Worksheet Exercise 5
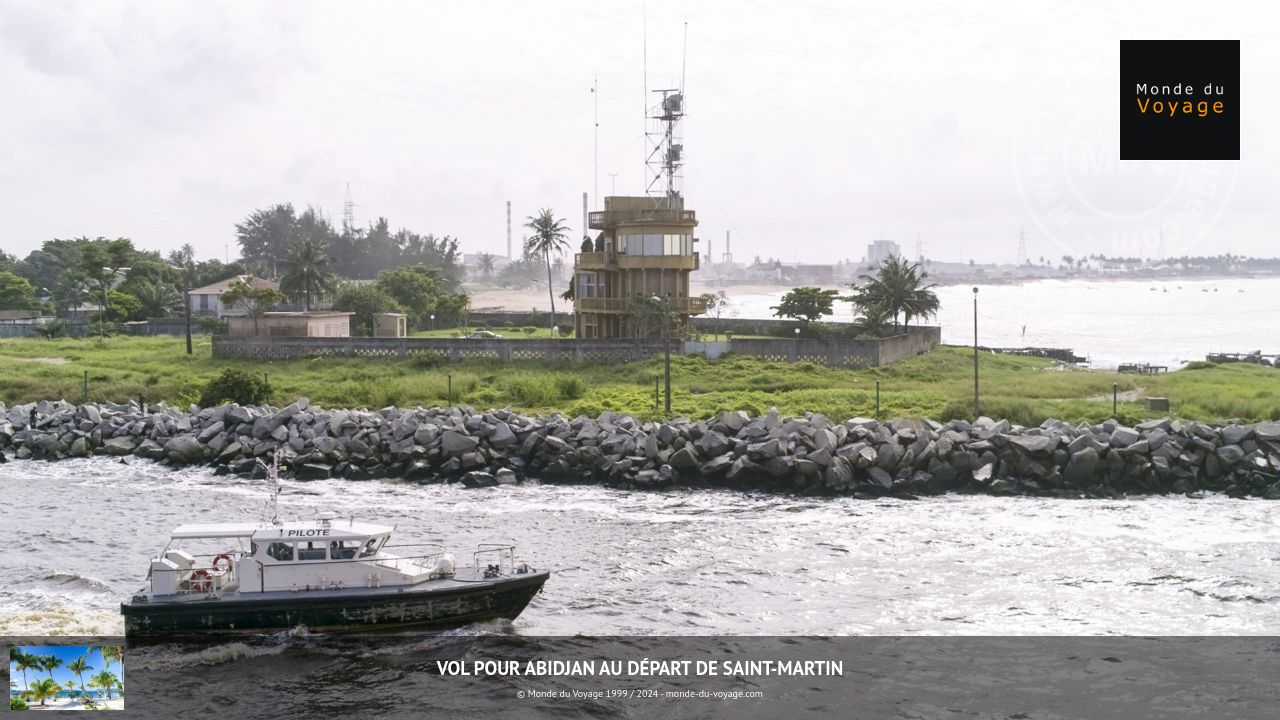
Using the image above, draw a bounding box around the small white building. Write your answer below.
[189,275,278,317]
[227,311,353,338]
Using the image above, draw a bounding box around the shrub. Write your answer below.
[522,326,538,335]
[11,697,29,710]
[194,315,228,334]
[199,368,272,407]
[555,375,587,400]
[31,320,66,339]
[85,320,119,337]
[1183,360,1216,370]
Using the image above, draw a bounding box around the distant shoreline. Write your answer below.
[467,273,1280,312]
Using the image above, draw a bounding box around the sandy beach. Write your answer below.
[25,697,124,711]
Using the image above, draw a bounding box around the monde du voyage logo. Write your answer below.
[1120,40,1239,160]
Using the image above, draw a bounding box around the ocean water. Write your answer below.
[3,458,1280,638]
[725,276,1280,368]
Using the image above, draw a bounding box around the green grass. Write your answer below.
[0,336,1277,425]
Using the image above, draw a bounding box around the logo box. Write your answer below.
[1120,40,1239,160]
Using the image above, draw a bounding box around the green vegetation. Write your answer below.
[200,368,273,408]
[1,337,1278,425]
[25,678,60,707]
[771,286,839,325]
[847,256,940,331]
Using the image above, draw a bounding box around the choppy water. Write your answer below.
[728,276,1280,368]
[3,458,1280,637]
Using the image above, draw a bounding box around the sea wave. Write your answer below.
[40,571,114,592]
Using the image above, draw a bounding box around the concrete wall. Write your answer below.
[213,336,674,363]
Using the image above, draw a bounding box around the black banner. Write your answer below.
[6,635,1280,718]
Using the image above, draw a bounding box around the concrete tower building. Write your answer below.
[572,86,706,338]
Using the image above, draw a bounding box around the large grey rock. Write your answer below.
[101,436,137,456]
[1253,423,1280,442]
[1064,447,1100,485]
[866,466,894,489]
[670,446,699,471]
[163,435,205,462]
[1109,427,1140,447]
[489,422,517,448]
[441,430,479,457]
[1221,425,1251,446]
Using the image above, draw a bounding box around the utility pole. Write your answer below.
[506,201,512,260]
[592,76,599,209]
[653,295,672,415]
[184,289,193,355]
[972,287,980,418]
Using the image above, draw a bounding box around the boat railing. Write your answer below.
[259,550,453,591]
[149,564,235,597]
[473,544,518,577]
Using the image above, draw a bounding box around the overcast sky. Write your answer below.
[2,1,1276,265]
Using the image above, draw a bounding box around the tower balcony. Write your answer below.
[575,296,709,315]
[574,253,700,271]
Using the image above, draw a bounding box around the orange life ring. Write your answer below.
[213,554,234,572]
[189,569,213,593]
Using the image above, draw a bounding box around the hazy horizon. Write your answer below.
[3,1,1277,266]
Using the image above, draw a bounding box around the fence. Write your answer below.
[0,320,195,338]
[213,326,941,367]
[728,327,939,369]
[213,336,674,363]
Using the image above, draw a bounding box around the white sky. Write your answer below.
[1,1,1276,265]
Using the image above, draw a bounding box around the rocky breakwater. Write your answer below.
[3,399,1280,499]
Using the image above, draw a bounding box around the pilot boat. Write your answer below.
[121,461,548,639]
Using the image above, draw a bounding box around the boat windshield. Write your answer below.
[359,536,387,558]
[330,540,361,560]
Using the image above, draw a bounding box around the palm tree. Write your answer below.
[523,208,571,332]
[477,252,496,278]
[131,279,182,318]
[96,646,123,676]
[26,678,61,707]
[66,657,92,701]
[847,256,939,332]
[279,236,336,310]
[89,672,119,700]
[167,243,196,268]
[11,649,39,695]
[40,653,63,682]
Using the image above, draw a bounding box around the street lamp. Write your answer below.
[652,295,671,415]
[430,314,435,332]
[794,326,800,361]
[972,287,979,419]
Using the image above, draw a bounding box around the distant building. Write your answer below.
[744,259,783,282]
[463,253,511,279]
[782,264,835,285]
[865,240,901,268]
[571,195,707,338]
[188,275,278,317]
[373,312,408,338]
[227,311,352,338]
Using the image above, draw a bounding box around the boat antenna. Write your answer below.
[269,449,283,526]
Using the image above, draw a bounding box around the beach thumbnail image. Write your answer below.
[9,646,123,711]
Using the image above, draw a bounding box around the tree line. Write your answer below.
[0,202,470,333]
[771,257,940,336]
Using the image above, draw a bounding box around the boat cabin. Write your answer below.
[148,511,448,597]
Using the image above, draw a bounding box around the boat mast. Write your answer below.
[269,449,283,526]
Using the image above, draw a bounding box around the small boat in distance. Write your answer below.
[121,457,548,640]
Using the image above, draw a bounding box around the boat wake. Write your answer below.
[39,571,114,592]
